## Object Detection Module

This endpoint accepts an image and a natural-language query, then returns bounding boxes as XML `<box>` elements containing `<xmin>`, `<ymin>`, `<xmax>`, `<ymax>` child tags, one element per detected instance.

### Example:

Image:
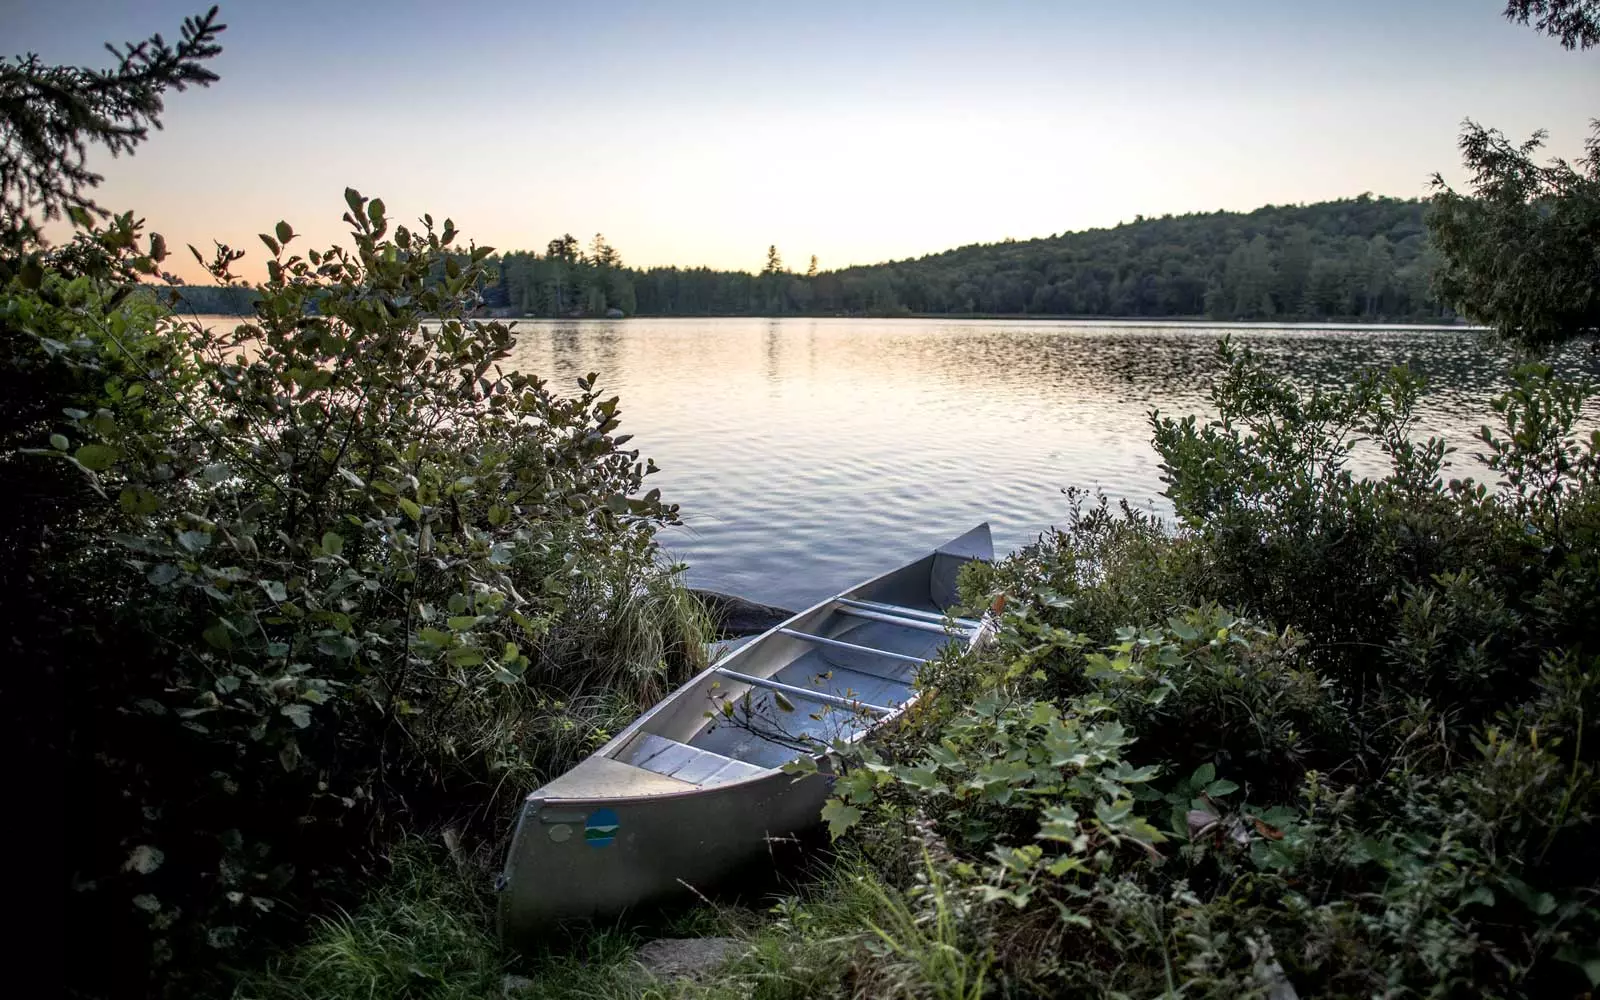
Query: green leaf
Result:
<box><xmin>75</xmin><ymin>443</ymin><xmax>118</xmax><ymax>471</ymax></box>
<box><xmin>49</xmin><ymin>433</ymin><xmax>68</xmax><ymax>451</ymax></box>
<box><xmin>321</xmin><ymin>532</ymin><xmax>344</xmax><ymax>556</ymax></box>
<box><xmin>1168</xmin><ymin>618</ymin><xmax>1200</xmax><ymax>641</ymax></box>
<box><xmin>1501</xmin><ymin>875</ymin><xmax>1556</xmax><ymax>915</ymax></box>
<box><xmin>147</xmin><ymin>564</ymin><xmax>179</xmax><ymax>586</ymax></box>
<box><xmin>446</xmin><ymin>647</ymin><xmax>485</xmax><ymax>667</ymax></box>
<box><xmin>275</xmin><ymin>220</ymin><xmax>294</xmax><ymax>245</ymax></box>
<box><xmin>1461</xmin><ymin>885</ymin><xmax>1495</xmax><ymax>908</ymax></box>
<box><xmin>1204</xmin><ymin>779</ymin><xmax>1239</xmax><ymax>797</ymax></box>
<box><xmin>893</xmin><ymin>763</ymin><xmax>946</xmax><ymax>792</ymax></box>
<box><xmin>202</xmin><ymin>621</ymin><xmax>233</xmax><ymax>650</ymax></box>
<box><xmin>1190</xmin><ymin>762</ymin><xmax>1216</xmax><ymax>788</ymax></box>
<box><xmin>280</xmin><ymin>704</ymin><xmax>312</xmax><ymax>729</ymax></box>
<box><xmin>820</xmin><ymin>799</ymin><xmax>862</xmax><ymax>840</ymax></box>
<box><xmin>398</xmin><ymin>498</ymin><xmax>422</xmax><ymax>521</ymax></box>
<box><xmin>316</xmin><ymin>635</ymin><xmax>360</xmax><ymax>659</ymax></box>
<box><xmin>259</xmin><ymin>580</ymin><xmax>288</xmax><ymax>603</ymax></box>
<box><xmin>417</xmin><ymin>627</ymin><xmax>454</xmax><ymax>646</ymax></box>
<box><xmin>1557</xmin><ymin>945</ymin><xmax>1600</xmax><ymax>988</ymax></box>
<box><xmin>368</xmin><ymin>198</ymin><xmax>385</xmax><ymax>223</ymax></box>
<box><xmin>178</xmin><ymin>530</ymin><xmax>211</xmax><ymax>553</ymax></box>
<box><xmin>447</xmin><ymin>616</ymin><xmax>480</xmax><ymax>631</ymax></box>
<box><xmin>201</xmin><ymin>462</ymin><xmax>232</xmax><ymax>484</ymax></box>
<box><xmin>120</xmin><ymin>486</ymin><xmax>160</xmax><ymax>515</ymax></box>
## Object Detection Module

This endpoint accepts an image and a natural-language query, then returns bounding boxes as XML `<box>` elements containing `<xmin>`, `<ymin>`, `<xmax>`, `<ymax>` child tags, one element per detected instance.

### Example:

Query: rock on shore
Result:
<box><xmin>690</xmin><ymin>589</ymin><xmax>795</xmax><ymax>637</ymax></box>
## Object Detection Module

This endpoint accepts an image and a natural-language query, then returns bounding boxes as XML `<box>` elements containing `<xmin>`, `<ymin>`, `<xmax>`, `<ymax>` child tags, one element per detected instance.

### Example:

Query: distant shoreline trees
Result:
<box><xmin>171</xmin><ymin>195</ymin><xmax>1452</xmax><ymax>323</ymax></box>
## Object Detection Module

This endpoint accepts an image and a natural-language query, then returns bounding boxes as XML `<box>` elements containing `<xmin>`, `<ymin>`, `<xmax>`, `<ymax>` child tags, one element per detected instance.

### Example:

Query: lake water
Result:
<box><xmin>501</xmin><ymin>318</ymin><xmax>1600</xmax><ymax>610</ymax></box>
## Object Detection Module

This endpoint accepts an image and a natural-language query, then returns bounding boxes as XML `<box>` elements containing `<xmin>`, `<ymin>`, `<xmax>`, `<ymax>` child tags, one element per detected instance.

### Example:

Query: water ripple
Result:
<box><xmin>502</xmin><ymin>318</ymin><xmax>1600</xmax><ymax>609</ymax></box>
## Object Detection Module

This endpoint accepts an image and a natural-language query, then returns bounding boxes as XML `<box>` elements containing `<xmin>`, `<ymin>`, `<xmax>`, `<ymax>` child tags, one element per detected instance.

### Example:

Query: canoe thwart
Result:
<box><xmin>834</xmin><ymin>597</ymin><xmax>981</xmax><ymax>630</ymax></box>
<box><xmin>776</xmin><ymin>627</ymin><xmax>930</xmax><ymax>666</ymax></box>
<box><xmin>833</xmin><ymin>604</ymin><xmax>974</xmax><ymax>635</ymax></box>
<box><xmin>713</xmin><ymin>666</ymin><xmax>894</xmax><ymax>715</ymax></box>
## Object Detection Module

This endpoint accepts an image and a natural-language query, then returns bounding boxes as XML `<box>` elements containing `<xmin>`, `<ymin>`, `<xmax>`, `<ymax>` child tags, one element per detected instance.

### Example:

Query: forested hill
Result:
<box><xmin>170</xmin><ymin>195</ymin><xmax>1447</xmax><ymax>323</ymax></box>
<box><xmin>622</xmin><ymin>195</ymin><xmax>1441</xmax><ymax>321</ymax></box>
<box><xmin>813</xmin><ymin>195</ymin><xmax>1441</xmax><ymax>322</ymax></box>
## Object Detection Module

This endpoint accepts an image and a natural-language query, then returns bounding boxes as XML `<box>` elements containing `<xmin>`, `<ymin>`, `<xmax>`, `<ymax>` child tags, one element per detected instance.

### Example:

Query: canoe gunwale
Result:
<box><xmin>544</xmin><ymin>524</ymin><xmax>992</xmax><ymax>804</ymax></box>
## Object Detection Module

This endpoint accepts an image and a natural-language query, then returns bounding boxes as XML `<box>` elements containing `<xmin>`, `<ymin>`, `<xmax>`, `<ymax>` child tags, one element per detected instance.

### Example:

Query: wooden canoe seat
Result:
<box><xmin>619</xmin><ymin>732</ymin><xmax>769</xmax><ymax>787</ymax></box>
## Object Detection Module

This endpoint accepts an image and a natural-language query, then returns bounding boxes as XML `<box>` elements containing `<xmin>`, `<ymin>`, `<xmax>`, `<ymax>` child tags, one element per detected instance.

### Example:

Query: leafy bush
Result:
<box><xmin>801</xmin><ymin>342</ymin><xmax>1600</xmax><ymax>998</ymax></box>
<box><xmin>4</xmin><ymin>198</ymin><xmax>706</xmax><ymax>995</ymax></box>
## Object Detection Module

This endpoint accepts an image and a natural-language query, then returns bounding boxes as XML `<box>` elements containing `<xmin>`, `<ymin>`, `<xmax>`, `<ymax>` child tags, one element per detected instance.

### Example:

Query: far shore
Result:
<box><xmin>507</xmin><ymin>312</ymin><xmax>1483</xmax><ymax>331</ymax></box>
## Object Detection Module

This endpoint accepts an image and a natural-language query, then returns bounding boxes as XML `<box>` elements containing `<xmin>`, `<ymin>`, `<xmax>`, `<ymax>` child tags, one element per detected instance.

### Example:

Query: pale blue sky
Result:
<box><xmin>6</xmin><ymin>0</ymin><xmax>1596</xmax><ymax>278</ymax></box>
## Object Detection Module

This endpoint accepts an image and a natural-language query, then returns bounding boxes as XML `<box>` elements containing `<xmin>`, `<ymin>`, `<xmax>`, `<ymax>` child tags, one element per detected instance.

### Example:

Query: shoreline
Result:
<box><xmin>504</xmin><ymin>313</ymin><xmax>1484</xmax><ymax>332</ymax></box>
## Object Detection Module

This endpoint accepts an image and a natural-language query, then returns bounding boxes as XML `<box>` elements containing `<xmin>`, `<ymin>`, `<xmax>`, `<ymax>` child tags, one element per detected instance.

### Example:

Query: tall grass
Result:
<box><xmin>235</xmin><ymin>840</ymin><xmax>892</xmax><ymax>1000</ymax></box>
<box><xmin>428</xmin><ymin>555</ymin><xmax>714</xmax><ymax>833</ymax></box>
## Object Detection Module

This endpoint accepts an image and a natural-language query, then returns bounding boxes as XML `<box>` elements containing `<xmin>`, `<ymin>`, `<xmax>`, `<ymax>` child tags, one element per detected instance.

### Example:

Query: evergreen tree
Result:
<box><xmin>0</xmin><ymin>6</ymin><xmax>225</xmax><ymax>251</ymax></box>
<box><xmin>1363</xmin><ymin>235</ymin><xmax>1394</xmax><ymax>316</ymax></box>
<box><xmin>1277</xmin><ymin>224</ymin><xmax>1314</xmax><ymax>318</ymax></box>
<box><xmin>1503</xmin><ymin>0</ymin><xmax>1600</xmax><ymax>48</ymax></box>
<box><xmin>1226</xmin><ymin>235</ymin><xmax>1275</xmax><ymax>319</ymax></box>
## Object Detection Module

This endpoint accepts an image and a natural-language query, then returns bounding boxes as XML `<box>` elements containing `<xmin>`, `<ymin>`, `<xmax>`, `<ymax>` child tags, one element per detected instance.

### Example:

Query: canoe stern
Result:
<box><xmin>497</xmin><ymin>767</ymin><xmax>832</xmax><ymax>944</ymax></box>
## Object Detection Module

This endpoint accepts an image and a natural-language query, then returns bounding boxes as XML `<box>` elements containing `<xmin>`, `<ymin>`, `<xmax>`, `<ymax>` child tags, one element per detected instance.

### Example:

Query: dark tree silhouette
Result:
<box><xmin>0</xmin><ymin>7</ymin><xmax>225</xmax><ymax>251</ymax></box>
<box><xmin>1503</xmin><ymin>0</ymin><xmax>1600</xmax><ymax>49</ymax></box>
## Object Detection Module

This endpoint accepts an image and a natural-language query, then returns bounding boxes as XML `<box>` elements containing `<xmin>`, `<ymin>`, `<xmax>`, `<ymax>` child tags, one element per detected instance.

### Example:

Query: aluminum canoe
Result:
<box><xmin>497</xmin><ymin>522</ymin><xmax>993</xmax><ymax>944</ymax></box>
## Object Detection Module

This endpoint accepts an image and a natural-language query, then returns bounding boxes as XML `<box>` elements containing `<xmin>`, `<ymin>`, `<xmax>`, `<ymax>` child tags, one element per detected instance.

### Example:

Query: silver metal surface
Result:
<box><xmin>835</xmin><ymin>597</ymin><xmax>981</xmax><ymax>630</ymax></box>
<box><xmin>775</xmin><ymin>627</ymin><xmax>930</xmax><ymax>666</ymax></box>
<box><xmin>496</xmin><ymin>522</ymin><xmax>995</xmax><ymax>944</ymax></box>
<box><xmin>834</xmin><ymin>604</ymin><xmax>973</xmax><ymax>635</ymax></box>
<box><xmin>713</xmin><ymin>666</ymin><xmax>893</xmax><ymax>714</ymax></box>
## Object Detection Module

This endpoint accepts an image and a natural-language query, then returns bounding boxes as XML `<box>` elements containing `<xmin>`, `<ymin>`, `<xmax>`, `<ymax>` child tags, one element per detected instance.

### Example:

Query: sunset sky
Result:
<box><xmin>8</xmin><ymin>0</ymin><xmax>1597</xmax><ymax>281</ymax></box>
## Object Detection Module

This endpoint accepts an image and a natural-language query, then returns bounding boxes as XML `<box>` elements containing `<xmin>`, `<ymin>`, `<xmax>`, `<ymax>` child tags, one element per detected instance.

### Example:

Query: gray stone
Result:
<box><xmin>691</xmin><ymin>589</ymin><xmax>796</xmax><ymax>637</ymax></box>
<box><xmin>635</xmin><ymin>936</ymin><xmax>742</xmax><ymax>979</ymax></box>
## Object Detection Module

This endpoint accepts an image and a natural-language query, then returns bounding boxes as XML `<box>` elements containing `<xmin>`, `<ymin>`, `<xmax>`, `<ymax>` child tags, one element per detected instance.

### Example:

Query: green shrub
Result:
<box><xmin>799</xmin><ymin>342</ymin><xmax>1600</xmax><ymax>998</ymax></box>
<box><xmin>4</xmin><ymin>200</ymin><xmax>707</xmax><ymax>995</ymax></box>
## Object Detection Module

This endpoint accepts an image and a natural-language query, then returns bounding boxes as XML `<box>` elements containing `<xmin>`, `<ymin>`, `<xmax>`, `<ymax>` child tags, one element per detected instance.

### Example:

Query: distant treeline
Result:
<box><xmin>166</xmin><ymin>283</ymin><xmax>260</xmax><ymax>315</ymax></box>
<box><xmin>169</xmin><ymin>195</ymin><xmax>1448</xmax><ymax>322</ymax></box>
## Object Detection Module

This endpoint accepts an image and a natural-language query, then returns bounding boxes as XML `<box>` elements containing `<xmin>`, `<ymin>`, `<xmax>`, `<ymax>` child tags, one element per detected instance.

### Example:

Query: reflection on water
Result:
<box><xmin>508</xmin><ymin>318</ymin><xmax>1600</xmax><ymax>610</ymax></box>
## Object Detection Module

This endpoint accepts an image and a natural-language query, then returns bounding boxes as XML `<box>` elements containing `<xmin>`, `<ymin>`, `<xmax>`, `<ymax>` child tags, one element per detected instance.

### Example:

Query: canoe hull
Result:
<box><xmin>498</xmin><ymin>767</ymin><xmax>829</xmax><ymax>938</ymax></box>
<box><xmin>497</xmin><ymin>523</ymin><xmax>992</xmax><ymax>944</ymax></box>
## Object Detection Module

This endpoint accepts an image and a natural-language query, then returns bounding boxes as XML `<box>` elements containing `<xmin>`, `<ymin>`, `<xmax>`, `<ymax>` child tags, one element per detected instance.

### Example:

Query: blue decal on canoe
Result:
<box><xmin>584</xmin><ymin>808</ymin><xmax>619</xmax><ymax>848</ymax></box>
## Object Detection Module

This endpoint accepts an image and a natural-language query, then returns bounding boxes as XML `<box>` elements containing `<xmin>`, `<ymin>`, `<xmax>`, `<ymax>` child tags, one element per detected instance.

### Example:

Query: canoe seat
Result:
<box><xmin>619</xmin><ymin>732</ymin><xmax>769</xmax><ymax>787</ymax></box>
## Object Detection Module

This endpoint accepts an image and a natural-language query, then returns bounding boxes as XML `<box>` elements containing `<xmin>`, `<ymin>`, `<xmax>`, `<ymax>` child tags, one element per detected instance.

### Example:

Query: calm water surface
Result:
<box><xmin>489</xmin><ymin>318</ymin><xmax>1595</xmax><ymax>609</ymax></box>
